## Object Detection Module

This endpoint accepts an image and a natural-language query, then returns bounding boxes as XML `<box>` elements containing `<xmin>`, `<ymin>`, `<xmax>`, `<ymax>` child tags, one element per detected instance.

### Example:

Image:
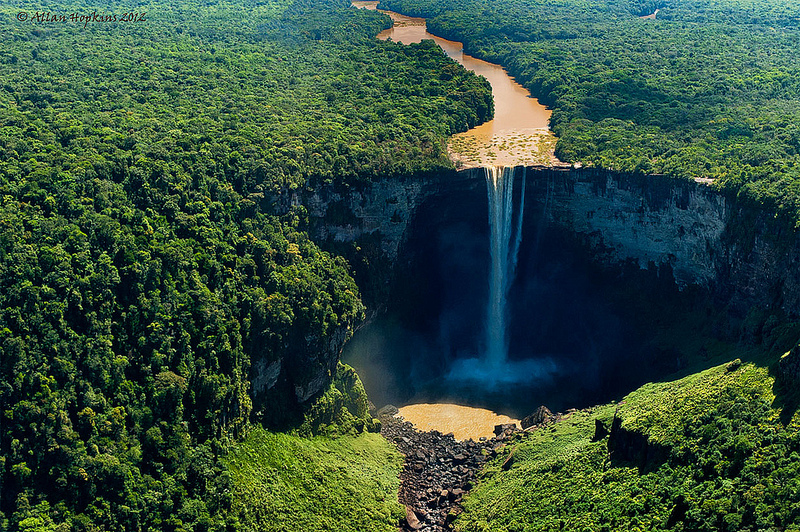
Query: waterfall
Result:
<box><xmin>443</xmin><ymin>165</ymin><xmax>558</xmax><ymax>390</ymax></box>
<box><xmin>484</xmin><ymin>165</ymin><xmax>525</xmax><ymax>367</ymax></box>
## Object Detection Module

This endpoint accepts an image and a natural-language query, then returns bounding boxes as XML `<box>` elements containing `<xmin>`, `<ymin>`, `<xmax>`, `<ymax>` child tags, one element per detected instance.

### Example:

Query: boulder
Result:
<box><xmin>369</xmin><ymin>418</ymin><xmax>381</xmax><ymax>433</ymax></box>
<box><xmin>377</xmin><ymin>404</ymin><xmax>399</xmax><ymax>417</ymax></box>
<box><xmin>607</xmin><ymin>415</ymin><xmax>668</xmax><ymax>470</ymax></box>
<box><xmin>521</xmin><ymin>405</ymin><xmax>555</xmax><ymax>429</ymax></box>
<box><xmin>445</xmin><ymin>508</ymin><xmax>462</xmax><ymax>526</ymax></box>
<box><xmin>501</xmin><ymin>449</ymin><xmax>516</xmax><ymax>471</ymax></box>
<box><xmin>592</xmin><ymin>419</ymin><xmax>610</xmax><ymax>442</ymax></box>
<box><xmin>494</xmin><ymin>423</ymin><xmax>517</xmax><ymax>436</ymax></box>
<box><xmin>404</xmin><ymin>506</ymin><xmax>423</xmax><ymax>530</ymax></box>
<box><xmin>726</xmin><ymin>358</ymin><xmax>742</xmax><ymax>372</ymax></box>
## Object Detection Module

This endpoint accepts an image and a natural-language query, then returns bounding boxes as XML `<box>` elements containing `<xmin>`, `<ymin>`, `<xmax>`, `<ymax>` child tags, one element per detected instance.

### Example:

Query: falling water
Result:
<box><xmin>485</xmin><ymin>165</ymin><xmax>525</xmax><ymax>367</ymax></box>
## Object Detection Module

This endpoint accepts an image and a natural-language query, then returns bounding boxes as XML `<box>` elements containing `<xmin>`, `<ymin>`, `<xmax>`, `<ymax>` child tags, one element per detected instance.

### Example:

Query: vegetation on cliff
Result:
<box><xmin>7</xmin><ymin>0</ymin><xmax>800</xmax><ymax>528</ymax></box>
<box><xmin>455</xmin><ymin>360</ymin><xmax>800</xmax><ymax>531</ymax></box>
<box><xmin>0</xmin><ymin>0</ymin><xmax>493</xmax><ymax>528</ymax></box>
<box><xmin>225</xmin><ymin>364</ymin><xmax>403</xmax><ymax>532</ymax></box>
<box><xmin>380</xmin><ymin>0</ymin><xmax>800</xmax><ymax>220</ymax></box>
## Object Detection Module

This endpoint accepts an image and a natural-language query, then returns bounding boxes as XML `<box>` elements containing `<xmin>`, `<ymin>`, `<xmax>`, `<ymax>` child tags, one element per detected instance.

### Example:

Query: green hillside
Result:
<box><xmin>226</xmin><ymin>427</ymin><xmax>403</xmax><ymax>532</ymax></box>
<box><xmin>456</xmin><ymin>359</ymin><xmax>800</xmax><ymax>531</ymax></box>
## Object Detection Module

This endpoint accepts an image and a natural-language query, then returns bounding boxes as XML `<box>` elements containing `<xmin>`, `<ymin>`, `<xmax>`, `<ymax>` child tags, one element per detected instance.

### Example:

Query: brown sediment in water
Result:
<box><xmin>640</xmin><ymin>8</ymin><xmax>659</xmax><ymax>19</ymax></box>
<box><xmin>353</xmin><ymin>1</ymin><xmax>557</xmax><ymax>168</ymax></box>
<box><xmin>351</xmin><ymin>0</ymin><xmax>380</xmax><ymax>8</ymax></box>
<box><xmin>448</xmin><ymin>127</ymin><xmax>561</xmax><ymax>168</ymax></box>
<box><xmin>398</xmin><ymin>403</ymin><xmax>519</xmax><ymax>441</ymax></box>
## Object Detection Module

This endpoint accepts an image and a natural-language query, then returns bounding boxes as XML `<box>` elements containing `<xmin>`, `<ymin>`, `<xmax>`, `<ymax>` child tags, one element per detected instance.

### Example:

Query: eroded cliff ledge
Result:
<box><xmin>506</xmin><ymin>167</ymin><xmax>799</xmax><ymax>318</ymax></box>
<box><xmin>297</xmin><ymin>167</ymin><xmax>799</xmax><ymax>316</ymax></box>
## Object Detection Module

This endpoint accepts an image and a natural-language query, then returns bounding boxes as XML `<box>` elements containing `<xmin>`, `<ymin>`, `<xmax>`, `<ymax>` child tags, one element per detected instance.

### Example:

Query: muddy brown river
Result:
<box><xmin>353</xmin><ymin>0</ymin><xmax>558</xmax><ymax>168</ymax></box>
<box><xmin>397</xmin><ymin>403</ymin><xmax>519</xmax><ymax>441</ymax></box>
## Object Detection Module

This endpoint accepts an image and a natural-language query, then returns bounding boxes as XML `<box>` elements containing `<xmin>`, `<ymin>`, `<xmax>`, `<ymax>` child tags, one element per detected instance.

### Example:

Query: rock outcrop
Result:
<box><xmin>460</xmin><ymin>166</ymin><xmax>800</xmax><ymax>318</ymax></box>
<box><xmin>521</xmin><ymin>405</ymin><xmax>555</xmax><ymax>429</ymax></box>
<box><xmin>779</xmin><ymin>345</ymin><xmax>800</xmax><ymax>386</ymax></box>
<box><xmin>592</xmin><ymin>419</ymin><xmax>610</xmax><ymax>442</ymax></box>
<box><xmin>250</xmin><ymin>319</ymin><xmax>353</xmax><ymax>428</ymax></box>
<box><xmin>607</xmin><ymin>414</ymin><xmax>668</xmax><ymax>471</ymax></box>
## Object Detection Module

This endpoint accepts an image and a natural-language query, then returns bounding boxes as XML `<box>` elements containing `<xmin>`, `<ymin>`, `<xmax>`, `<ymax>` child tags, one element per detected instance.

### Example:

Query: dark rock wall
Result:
<box><xmin>251</xmin><ymin>171</ymin><xmax>473</xmax><ymax>424</ymax></box>
<box><xmin>522</xmin><ymin>168</ymin><xmax>728</xmax><ymax>289</ymax></box>
<box><xmin>461</xmin><ymin>166</ymin><xmax>800</xmax><ymax>319</ymax></box>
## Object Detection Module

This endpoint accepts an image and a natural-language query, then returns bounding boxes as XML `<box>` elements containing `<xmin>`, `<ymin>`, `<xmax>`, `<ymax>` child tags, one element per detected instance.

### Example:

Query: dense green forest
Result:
<box><xmin>380</xmin><ymin>0</ymin><xmax>800</xmax><ymax>220</ymax></box>
<box><xmin>0</xmin><ymin>0</ymin><xmax>492</xmax><ymax>528</ymax></box>
<box><xmin>6</xmin><ymin>0</ymin><xmax>800</xmax><ymax>529</ymax></box>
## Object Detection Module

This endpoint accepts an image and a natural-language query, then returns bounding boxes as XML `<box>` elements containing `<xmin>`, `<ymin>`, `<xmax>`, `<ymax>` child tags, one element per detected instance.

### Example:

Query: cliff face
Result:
<box><xmin>250</xmin><ymin>172</ymin><xmax>463</xmax><ymax>424</ymax></box>
<box><xmin>297</xmin><ymin>177</ymin><xmax>431</xmax><ymax>264</ymax></box>
<box><xmin>248</xmin><ymin>284</ymin><xmax>358</xmax><ymax>428</ymax></box>
<box><xmin>716</xmin><ymin>204</ymin><xmax>800</xmax><ymax>317</ymax></box>
<box><xmin>548</xmin><ymin>168</ymin><xmax>798</xmax><ymax>318</ymax></box>
<box><xmin>458</xmin><ymin>166</ymin><xmax>799</xmax><ymax>318</ymax></box>
<box><xmin>524</xmin><ymin>168</ymin><xmax>728</xmax><ymax>289</ymax></box>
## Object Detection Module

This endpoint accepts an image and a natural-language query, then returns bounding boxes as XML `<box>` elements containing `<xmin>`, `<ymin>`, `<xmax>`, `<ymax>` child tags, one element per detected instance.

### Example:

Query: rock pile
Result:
<box><xmin>520</xmin><ymin>405</ymin><xmax>556</xmax><ymax>429</ymax></box>
<box><xmin>380</xmin><ymin>411</ymin><xmax>517</xmax><ymax>531</ymax></box>
<box><xmin>378</xmin><ymin>404</ymin><xmax>565</xmax><ymax>531</ymax></box>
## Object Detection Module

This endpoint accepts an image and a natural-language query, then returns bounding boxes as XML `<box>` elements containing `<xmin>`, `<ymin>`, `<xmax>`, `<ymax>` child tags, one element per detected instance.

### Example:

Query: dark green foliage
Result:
<box><xmin>380</xmin><ymin>0</ymin><xmax>800</xmax><ymax>221</ymax></box>
<box><xmin>297</xmin><ymin>364</ymin><xmax>378</xmax><ymax>437</ymax></box>
<box><xmin>0</xmin><ymin>158</ymin><xmax>367</xmax><ymax>529</ymax></box>
<box><xmin>0</xmin><ymin>0</ymin><xmax>493</xmax><ymax>529</ymax></box>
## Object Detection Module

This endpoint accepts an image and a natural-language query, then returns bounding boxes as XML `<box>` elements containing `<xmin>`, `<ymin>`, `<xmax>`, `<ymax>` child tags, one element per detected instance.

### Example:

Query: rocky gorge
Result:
<box><xmin>378</xmin><ymin>404</ymin><xmax>555</xmax><ymax>531</ymax></box>
<box><xmin>252</xmin><ymin>163</ymin><xmax>800</xmax><ymax>430</ymax></box>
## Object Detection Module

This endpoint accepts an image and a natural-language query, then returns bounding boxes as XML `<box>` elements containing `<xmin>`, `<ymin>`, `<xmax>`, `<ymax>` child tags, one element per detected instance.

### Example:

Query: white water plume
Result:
<box><xmin>484</xmin><ymin>165</ymin><xmax>525</xmax><ymax>367</ymax></box>
<box><xmin>445</xmin><ymin>355</ymin><xmax>559</xmax><ymax>390</ymax></box>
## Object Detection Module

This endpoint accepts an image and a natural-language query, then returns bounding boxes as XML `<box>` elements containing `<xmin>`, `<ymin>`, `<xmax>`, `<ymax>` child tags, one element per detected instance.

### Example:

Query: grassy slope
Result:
<box><xmin>225</xmin><ymin>365</ymin><xmax>404</xmax><ymax>532</ymax></box>
<box><xmin>456</xmin><ymin>361</ymin><xmax>800</xmax><ymax>532</ymax></box>
<box><xmin>226</xmin><ymin>427</ymin><xmax>403</xmax><ymax>532</ymax></box>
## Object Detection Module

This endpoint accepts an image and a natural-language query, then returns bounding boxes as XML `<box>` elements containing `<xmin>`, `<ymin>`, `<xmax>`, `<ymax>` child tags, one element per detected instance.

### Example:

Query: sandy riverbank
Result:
<box><xmin>397</xmin><ymin>403</ymin><xmax>519</xmax><ymax>441</ymax></box>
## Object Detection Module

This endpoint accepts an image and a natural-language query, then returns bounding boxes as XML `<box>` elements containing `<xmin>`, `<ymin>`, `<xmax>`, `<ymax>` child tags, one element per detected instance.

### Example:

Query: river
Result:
<box><xmin>353</xmin><ymin>0</ymin><xmax>557</xmax><ymax>168</ymax></box>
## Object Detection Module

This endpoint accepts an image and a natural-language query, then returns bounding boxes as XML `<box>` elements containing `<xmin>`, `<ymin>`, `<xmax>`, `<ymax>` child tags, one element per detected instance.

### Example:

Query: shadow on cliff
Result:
<box><xmin>772</xmin><ymin>385</ymin><xmax>800</xmax><ymax>426</ymax></box>
<box><xmin>770</xmin><ymin>344</ymin><xmax>800</xmax><ymax>425</ymax></box>
<box><xmin>343</xmin><ymin>184</ymin><xmax>771</xmax><ymax>417</ymax></box>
